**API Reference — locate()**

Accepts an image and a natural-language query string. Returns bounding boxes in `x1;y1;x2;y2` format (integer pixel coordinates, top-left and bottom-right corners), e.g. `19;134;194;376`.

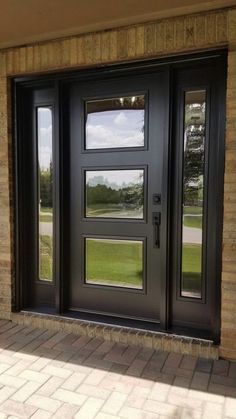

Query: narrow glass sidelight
181;90;206;298
37;107;53;281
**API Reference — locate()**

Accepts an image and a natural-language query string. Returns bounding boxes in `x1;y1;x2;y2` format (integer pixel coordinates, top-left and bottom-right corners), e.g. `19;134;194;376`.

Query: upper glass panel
85;95;145;149
38;107;53;282
86;169;144;219
181;90;206;299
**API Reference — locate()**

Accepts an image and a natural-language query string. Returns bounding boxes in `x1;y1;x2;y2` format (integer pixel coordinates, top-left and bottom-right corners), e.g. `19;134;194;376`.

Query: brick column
0;72;12;319
220;9;236;359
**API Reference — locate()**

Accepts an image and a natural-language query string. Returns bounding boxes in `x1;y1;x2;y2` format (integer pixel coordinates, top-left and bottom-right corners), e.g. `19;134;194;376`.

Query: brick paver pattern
0;321;236;418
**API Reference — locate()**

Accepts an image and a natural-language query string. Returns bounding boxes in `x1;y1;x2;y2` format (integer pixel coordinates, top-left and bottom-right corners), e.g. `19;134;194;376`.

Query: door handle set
152;212;161;248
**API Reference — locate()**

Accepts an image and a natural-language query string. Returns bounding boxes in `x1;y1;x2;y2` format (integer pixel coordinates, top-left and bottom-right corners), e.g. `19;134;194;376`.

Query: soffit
0;0;235;49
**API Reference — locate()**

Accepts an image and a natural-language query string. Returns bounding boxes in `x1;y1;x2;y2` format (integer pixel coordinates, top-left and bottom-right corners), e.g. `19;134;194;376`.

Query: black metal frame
13;49;227;341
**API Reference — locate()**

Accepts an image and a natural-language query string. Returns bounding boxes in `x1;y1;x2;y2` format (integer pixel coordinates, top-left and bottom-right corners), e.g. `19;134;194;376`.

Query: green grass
183;215;202;229
38;234;202;295
86;240;202;293
40;214;52;222
40;207;52;214
183;206;202;215
86;204;143;218
39;235;53;281
182;244;202;294
86;239;143;288
40;207;53;223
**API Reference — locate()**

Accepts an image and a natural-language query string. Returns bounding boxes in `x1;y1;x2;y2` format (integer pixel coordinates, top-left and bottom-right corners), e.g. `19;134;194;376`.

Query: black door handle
152;212;161;248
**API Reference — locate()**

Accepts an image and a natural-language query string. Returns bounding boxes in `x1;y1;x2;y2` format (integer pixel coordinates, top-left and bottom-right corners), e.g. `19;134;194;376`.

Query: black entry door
16;51;226;340
67;71;169;322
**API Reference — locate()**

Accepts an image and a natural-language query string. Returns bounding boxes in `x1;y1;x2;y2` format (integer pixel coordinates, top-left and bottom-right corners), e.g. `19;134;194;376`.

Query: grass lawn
39;235;53;281
38;235;202;294
40;207;53;223
86;203;143;218
183;206;202;215
182;244;202;294
86;239;143;288
41;207;52;213
184;215;202;229
40;214;53;222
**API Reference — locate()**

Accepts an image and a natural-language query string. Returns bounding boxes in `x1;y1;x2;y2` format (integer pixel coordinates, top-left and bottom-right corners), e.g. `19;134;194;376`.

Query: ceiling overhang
0;0;235;50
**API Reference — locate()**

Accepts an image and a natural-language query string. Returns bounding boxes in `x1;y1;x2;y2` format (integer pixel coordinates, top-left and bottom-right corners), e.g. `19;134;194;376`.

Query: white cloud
114;112;128;126
86;124;143;149
39;146;52;170
40;125;52;136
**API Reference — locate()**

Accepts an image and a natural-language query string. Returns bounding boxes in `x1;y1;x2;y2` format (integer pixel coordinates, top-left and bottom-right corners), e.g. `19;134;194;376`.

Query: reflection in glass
85;238;143;289
38;107;53;281
86;169;144;219
181;91;206;298
85;95;145;149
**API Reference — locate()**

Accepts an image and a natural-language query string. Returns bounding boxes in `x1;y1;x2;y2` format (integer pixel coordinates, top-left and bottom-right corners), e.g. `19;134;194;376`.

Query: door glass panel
85;95;145;149
85;169;144;219
85;238;143;289
38;107;53;282
181;90;206;298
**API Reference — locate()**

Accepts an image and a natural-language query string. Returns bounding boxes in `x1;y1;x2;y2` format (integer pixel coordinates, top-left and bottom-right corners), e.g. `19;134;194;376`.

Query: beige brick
74;397;104;419
0;386;16;403
62;372;86;391
19;369;50;384
119;406;147;419
225;396;236;418
27;394;62;413
181;409;202;419
76;383;110;400
52;388;87;406
0;399;37;418
96;413;119;419
37;376;64;397
11;381;42;402
0;373;26;389
102;391;127;415
84;369;108;386
149;382;170;402
30;410;52;419
143;399;180;416
41;365;72;379
52;403;79;418
202;401;223;419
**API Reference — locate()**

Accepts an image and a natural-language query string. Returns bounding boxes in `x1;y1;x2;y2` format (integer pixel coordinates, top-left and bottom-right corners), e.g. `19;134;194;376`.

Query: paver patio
0;320;236;418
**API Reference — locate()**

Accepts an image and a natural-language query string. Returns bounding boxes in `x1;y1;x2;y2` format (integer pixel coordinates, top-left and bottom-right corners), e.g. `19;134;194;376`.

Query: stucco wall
0;7;235;358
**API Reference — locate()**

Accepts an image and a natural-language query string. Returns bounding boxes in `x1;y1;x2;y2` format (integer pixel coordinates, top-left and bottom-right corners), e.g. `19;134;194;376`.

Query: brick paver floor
0;321;236;418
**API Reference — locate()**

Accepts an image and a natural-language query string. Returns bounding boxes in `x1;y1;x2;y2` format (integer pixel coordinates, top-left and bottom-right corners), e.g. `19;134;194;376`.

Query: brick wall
0;7;235;358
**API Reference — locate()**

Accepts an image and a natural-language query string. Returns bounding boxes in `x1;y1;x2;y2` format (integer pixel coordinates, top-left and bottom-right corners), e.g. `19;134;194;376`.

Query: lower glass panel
85;238;143;289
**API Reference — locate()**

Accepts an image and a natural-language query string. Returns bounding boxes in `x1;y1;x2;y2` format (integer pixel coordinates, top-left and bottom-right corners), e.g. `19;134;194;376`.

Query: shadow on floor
0;320;235;418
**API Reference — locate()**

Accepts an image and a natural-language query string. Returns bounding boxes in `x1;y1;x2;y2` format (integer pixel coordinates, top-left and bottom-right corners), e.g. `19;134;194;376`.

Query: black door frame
13;49;227;341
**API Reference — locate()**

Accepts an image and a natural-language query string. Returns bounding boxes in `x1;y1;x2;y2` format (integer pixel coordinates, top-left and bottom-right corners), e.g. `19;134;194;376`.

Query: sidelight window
181;90;206;298
37;107;54;282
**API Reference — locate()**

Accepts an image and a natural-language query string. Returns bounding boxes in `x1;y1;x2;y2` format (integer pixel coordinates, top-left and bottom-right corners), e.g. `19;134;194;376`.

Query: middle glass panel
85;169;144;219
